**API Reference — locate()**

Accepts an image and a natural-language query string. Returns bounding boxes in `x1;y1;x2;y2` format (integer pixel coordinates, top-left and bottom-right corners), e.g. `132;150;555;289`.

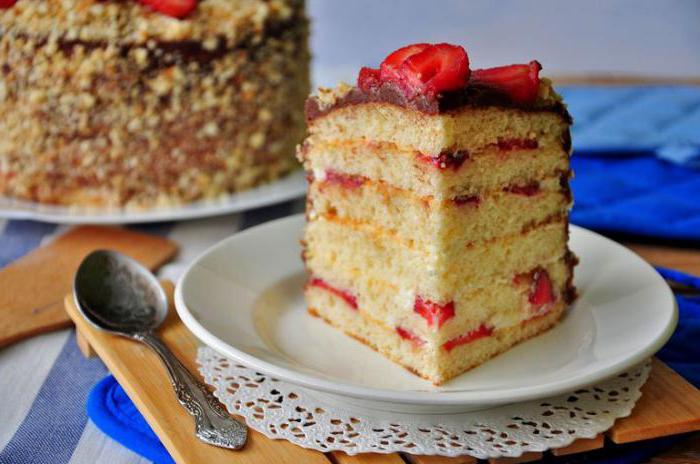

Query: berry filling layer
514;267;557;316
396;326;425;346
452;195;480;207
414;296;455;328
417;151;469;171
443;324;494;352
496;138;539;151
323;170;366;189
504;182;541;196
308;277;358;310
529;267;556;314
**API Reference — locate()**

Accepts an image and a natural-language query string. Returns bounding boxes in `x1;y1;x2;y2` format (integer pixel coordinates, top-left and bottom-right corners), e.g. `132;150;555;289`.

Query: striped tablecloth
0;199;303;464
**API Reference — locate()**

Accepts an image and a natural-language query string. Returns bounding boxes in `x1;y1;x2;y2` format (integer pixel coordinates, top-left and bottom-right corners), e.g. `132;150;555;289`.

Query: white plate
175;214;677;411
0;170;305;224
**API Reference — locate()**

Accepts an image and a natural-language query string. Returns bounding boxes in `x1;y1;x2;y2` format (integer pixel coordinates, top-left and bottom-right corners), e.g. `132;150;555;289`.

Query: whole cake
299;43;576;384
0;0;309;208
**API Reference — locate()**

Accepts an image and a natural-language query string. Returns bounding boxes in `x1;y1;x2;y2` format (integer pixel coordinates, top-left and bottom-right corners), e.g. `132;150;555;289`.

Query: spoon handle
136;332;248;449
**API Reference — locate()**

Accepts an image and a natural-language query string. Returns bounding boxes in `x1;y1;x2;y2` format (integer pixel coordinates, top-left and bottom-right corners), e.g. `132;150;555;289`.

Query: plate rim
0;170;306;224
175;214;678;406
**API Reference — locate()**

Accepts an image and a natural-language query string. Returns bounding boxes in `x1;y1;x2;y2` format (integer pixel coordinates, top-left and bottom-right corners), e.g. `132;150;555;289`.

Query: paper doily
197;347;650;459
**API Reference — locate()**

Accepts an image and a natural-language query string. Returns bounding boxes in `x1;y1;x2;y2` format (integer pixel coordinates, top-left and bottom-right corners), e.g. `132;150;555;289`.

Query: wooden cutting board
64;284;700;464
0;225;177;348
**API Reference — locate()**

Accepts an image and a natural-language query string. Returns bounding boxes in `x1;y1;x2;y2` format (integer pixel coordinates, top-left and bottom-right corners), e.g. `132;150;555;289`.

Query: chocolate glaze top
305;78;572;123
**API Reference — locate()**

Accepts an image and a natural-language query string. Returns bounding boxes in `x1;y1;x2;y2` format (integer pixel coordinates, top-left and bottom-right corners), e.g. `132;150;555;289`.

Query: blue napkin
561;86;700;241
87;376;174;464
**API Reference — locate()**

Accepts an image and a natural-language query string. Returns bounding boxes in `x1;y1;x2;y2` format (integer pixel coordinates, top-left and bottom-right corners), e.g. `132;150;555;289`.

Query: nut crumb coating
0;0;309;208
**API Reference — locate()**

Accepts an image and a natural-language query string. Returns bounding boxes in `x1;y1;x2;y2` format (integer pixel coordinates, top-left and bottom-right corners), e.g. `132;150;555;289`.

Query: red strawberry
400;43;470;97
443;324;493;352
357;66;381;92
396;326;425;346
379;43;431;83
529;268;555;308
414;296;455;328
140;0;197;19
471;60;542;104
0;0;17;8
308;277;358;310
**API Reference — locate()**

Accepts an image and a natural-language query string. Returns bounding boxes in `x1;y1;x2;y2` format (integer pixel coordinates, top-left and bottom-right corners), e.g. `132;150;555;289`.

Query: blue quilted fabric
560;86;700;241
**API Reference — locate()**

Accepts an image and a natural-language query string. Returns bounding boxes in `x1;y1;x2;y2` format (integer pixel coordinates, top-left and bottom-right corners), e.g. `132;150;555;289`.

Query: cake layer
307;286;567;384
299;139;570;199
304;216;569;298
308;173;570;248
307;102;570;155
307;256;573;344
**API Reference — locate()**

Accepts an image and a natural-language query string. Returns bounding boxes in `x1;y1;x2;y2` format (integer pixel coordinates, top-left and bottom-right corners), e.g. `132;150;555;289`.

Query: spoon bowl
74;250;167;335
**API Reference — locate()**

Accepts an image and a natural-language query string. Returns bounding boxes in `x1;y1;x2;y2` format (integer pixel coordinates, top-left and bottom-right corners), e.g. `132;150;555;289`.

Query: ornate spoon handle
135;331;248;449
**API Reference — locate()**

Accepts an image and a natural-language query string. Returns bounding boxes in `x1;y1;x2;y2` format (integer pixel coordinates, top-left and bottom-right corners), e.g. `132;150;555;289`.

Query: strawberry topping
140;0;197;19
308;277;358;310
396;326;425;346
471;61;542;104
0;0;16;7
414;296;455;328
379;43;431;83
443;324;493;352
399;43;470;98
529;268;555;309
358;43;470;99
358;67;381;92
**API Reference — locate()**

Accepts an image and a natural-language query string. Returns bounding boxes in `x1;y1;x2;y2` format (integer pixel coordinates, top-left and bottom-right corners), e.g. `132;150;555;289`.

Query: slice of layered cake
299;43;577;385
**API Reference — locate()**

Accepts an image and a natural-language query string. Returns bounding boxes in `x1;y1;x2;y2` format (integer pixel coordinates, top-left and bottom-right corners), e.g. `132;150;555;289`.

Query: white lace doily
197;347;650;459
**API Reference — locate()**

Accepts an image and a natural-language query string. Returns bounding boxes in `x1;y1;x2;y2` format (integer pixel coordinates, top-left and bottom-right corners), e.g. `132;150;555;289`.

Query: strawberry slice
140;0;197;18
357;43;470;99
0;0;17;8
471;60;542;104
396;326;425;346
379;43;431;83
399;43;470;98
529;268;555;308
357;67;381;92
414;296;455;328
308;277;358;310
443;324;493;352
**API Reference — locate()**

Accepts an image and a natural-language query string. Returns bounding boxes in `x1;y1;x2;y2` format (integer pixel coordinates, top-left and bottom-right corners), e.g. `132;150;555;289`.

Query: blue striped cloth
0;201;301;464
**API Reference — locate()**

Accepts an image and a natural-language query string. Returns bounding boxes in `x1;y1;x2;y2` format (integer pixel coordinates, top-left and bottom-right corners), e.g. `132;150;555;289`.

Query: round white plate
175;214;677;411
0;170;305;224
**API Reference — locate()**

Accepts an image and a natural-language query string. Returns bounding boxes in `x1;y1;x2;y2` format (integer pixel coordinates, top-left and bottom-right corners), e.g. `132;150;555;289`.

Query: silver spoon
73;249;247;450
